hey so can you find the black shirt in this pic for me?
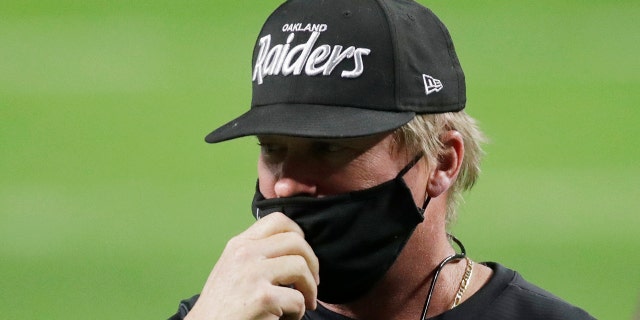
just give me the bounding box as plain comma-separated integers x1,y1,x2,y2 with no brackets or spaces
169,263,595,320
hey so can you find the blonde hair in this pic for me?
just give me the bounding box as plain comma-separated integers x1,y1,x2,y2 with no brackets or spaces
393,111,486,226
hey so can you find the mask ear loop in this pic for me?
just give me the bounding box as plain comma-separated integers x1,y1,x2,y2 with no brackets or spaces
419,234,467,320
397,154,431,217
397,154,424,177
418,196,430,217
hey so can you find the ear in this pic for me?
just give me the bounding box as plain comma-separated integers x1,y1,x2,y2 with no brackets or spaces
426,130,464,198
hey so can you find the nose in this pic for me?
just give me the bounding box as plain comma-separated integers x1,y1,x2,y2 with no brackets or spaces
274,177,317,198
273,159,318,198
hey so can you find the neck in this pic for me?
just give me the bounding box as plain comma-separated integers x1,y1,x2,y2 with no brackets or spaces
320,201,467,320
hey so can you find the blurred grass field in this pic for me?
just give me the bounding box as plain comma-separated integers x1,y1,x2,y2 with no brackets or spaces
1,0,638,319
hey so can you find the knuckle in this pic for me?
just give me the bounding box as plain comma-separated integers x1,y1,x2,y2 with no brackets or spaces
231,244,252,261
292,290,305,312
305,244,319,263
274,213,295,228
284,289,306,317
263,211,285,223
225,235,242,250
225,237,253,261
280,230,304,246
272,212,303,231
255,287,278,309
290,255,308,272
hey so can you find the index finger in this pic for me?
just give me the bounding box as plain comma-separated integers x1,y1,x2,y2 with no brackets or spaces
242,212,304,240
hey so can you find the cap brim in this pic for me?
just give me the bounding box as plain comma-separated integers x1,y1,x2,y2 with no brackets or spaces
205,104,416,143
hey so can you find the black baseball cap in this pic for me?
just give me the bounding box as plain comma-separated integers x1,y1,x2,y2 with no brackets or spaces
205,0,465,143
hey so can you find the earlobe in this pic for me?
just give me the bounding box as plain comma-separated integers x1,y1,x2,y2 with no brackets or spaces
426,131,464,198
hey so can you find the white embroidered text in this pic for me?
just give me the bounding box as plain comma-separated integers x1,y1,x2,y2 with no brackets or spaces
252,32,371,85
282,23,328,33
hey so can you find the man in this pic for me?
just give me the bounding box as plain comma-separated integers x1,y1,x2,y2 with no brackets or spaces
170,0,595,319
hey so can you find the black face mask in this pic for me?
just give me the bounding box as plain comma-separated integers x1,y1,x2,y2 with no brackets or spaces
251,156,428,304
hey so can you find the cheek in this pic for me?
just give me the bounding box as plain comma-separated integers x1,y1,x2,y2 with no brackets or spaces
346,153,397,187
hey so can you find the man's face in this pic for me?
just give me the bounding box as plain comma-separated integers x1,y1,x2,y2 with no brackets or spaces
256,133,427,205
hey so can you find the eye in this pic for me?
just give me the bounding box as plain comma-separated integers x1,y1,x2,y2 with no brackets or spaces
312,141,345,155
257,142,284,155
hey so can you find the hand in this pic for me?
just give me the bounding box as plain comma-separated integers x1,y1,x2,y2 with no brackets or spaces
185,212,320,320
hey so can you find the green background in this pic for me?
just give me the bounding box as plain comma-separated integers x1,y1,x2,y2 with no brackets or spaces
1,0,638,319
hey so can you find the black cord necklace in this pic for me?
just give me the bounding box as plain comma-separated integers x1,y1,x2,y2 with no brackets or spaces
419,234,466,320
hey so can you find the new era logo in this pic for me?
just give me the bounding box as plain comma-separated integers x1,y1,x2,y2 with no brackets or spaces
423,74,443,95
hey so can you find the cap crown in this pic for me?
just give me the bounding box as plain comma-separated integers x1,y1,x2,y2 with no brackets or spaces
251,0,465,113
